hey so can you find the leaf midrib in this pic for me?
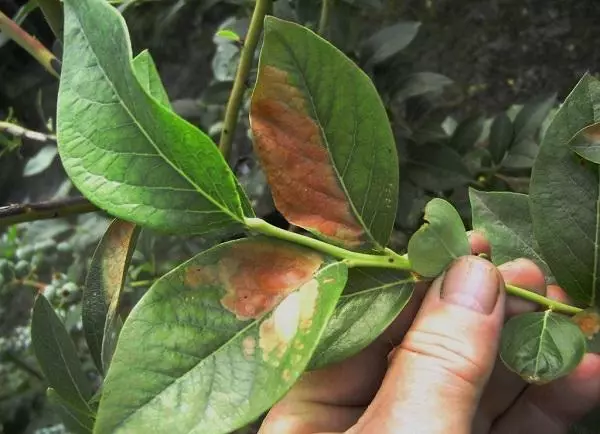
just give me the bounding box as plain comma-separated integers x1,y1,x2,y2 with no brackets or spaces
68,6,240,222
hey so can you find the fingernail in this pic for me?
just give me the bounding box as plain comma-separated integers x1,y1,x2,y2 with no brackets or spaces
440,256,500,314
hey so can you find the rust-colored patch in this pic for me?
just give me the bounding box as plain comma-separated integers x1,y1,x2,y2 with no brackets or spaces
184,265,218,288
242,336,256,360
573,310,600,340
251,65,365,248
219,241,323,320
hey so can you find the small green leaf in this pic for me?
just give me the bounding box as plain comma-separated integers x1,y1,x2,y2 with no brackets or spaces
310,268,414,369
489,113,513,164
407,142,471,192
360,21,420,65
502,138,539,169
31,295,93,413
449,116,484,154
500,311,586,384
469,189,553,281
394,72,454,104
83,219,140,374
569,122,600,164
132,50,170,107
512,94,556,146
94,237,347,434
215,28,241,43
23,145,57,176
47,388,94,434
250,17,398,251
58,0,244,235
572,308,600,353
408,198,470,277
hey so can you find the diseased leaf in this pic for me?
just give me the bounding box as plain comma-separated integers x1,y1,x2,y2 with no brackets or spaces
513,94,556,146
469,189,553,281
407,142,471,192
449,116,484,155
572,308,600,353
569,122,600,164
530,74,600,306
83,219,140,374
489,113,513,164
94,237,347,434
23,145,58,176
500,311,586,384
360,21,420,66
58,0,244,235
250,17,398,251
309,268,414,369
47,388,94,434
31,295,93,413
408,198,470,277
131,50,170,108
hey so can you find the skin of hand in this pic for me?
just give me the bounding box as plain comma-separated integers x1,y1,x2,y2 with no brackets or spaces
259,232,600,434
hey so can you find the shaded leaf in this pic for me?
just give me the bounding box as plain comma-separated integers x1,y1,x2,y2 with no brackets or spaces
569,122,600,164
530,74,600,306
572,308,600,353
408,198,470,277
31,295,93,413
394,72,454,104
395,180,431,229
450,116,484,154
131,50,170,108
407,142,471,192
500,311,586,384
58,0,244,235
502,138,538,169
309,268,414,369
94,237,347,434
469,189,553,281
47,388,94,434
250,17,398,251
83,219,140,374
360,21,420,66
513,94,556,146
23,145,58,177
489,113,513,164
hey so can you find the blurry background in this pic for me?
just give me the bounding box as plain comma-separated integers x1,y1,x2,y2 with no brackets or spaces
0,0,599,432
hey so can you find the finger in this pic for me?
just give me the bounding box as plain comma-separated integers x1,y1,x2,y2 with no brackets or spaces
355,256,505,434
491,354,600,434
475,259,547,432
468,231,491,257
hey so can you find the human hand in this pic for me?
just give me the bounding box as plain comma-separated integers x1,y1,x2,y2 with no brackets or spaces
259,233,600,434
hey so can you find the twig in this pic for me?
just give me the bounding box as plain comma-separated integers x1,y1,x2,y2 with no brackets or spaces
217,0,271,160
317,0,332,36
0,121,56,143
0,197,99,227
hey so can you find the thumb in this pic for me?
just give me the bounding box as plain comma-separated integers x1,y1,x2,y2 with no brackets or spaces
356,256,505,434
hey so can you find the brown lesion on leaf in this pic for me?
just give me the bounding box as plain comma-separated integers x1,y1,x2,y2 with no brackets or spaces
219,241,323,320
242,336,256,360
573,309,600,340
250,65,366,248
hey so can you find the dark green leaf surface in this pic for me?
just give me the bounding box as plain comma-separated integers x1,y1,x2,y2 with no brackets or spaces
530,74,600,306
450,116,484,154
309,268,414,369
250,17,398,251
489,113,513,164
500,311,586,384
94,237,347,434
512,94,556,146
83,219,140,374
407,142,471,192
31,296,93,413
360,21,421,65
408,198,470,277
502,138,539,169
394,72,453,103
569,122,600,164
47,388,94,434
469,189,553,281
58,0,244,235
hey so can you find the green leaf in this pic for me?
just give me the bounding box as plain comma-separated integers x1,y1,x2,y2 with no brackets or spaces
83,219,140,374
407,142,471,192
469,189,553,281
572,308,600,353
309,268,414,369
449,116,484,154
569,122,600,164
489,113,513,164
500,311,586,384
502,138,538,169
31,295,93,413
250,17,398,252
530,74,600,306
394,72,454,104
215,28,241,43
131,50,170,108
408,198,470,277
58,0,244,235
23,145,58,176
47,388,95,434
513,94,556,146
94,237,347,434
360,21,420,66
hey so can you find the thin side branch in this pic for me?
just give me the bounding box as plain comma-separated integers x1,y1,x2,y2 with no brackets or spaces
0,197,99,227
0,121,56,143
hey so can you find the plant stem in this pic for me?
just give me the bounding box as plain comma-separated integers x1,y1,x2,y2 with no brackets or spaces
317,0,332,36
218,0,271,160
505,284,583,315
0,11,60,78
0,197,99,227
36,0,64,41
0,121,56,143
